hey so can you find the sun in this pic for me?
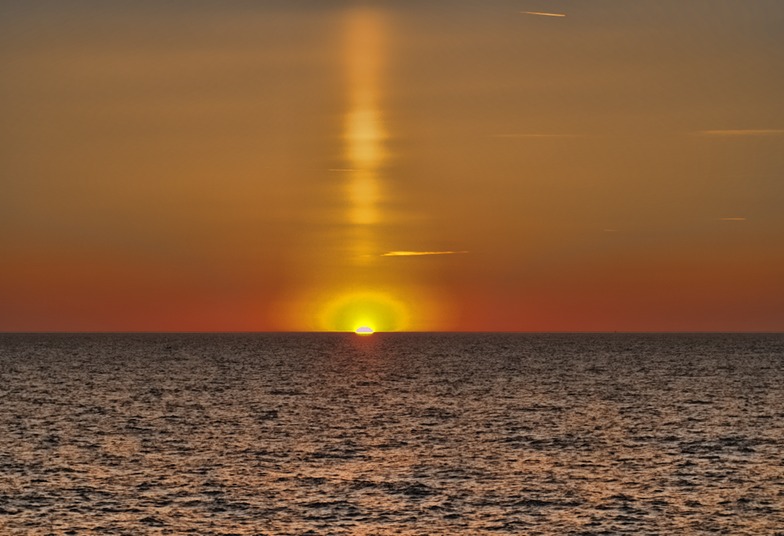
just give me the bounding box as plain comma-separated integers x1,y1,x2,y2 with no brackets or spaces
355,326,375,335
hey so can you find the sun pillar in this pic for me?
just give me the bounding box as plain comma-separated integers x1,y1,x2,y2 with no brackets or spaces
344,8,386,247
305,7,417,333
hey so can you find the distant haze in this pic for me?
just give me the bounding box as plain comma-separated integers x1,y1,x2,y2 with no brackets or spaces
1,0,783,331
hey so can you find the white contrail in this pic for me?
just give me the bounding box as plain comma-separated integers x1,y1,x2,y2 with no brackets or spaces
492,134,581,139
381,251,469,257
521,11,567,18
697,129,784,137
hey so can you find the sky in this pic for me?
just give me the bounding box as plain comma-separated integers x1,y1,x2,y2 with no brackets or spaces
1,0,783,332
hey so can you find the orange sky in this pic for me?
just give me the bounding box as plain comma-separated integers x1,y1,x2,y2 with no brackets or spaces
1,1,783,332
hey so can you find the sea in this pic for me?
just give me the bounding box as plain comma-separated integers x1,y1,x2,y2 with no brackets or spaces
1,333,782,535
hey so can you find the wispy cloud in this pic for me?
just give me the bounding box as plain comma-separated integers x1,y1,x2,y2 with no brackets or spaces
697,129,784,137
492,134,581,139
381,251,468,257
521,11,567,18
719,217,747,221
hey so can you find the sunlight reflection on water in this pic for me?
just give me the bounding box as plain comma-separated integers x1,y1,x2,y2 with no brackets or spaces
1,333,783,534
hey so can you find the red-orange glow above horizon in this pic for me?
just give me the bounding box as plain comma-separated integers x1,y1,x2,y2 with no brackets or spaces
1,1,783,332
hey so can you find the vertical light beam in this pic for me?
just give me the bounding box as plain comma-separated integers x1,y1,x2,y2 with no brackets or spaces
344,8,387,228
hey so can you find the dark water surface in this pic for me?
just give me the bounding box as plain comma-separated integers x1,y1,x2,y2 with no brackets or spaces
1,333,783,535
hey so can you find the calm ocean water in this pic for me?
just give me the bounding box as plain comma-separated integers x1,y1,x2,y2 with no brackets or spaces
1,333,783,535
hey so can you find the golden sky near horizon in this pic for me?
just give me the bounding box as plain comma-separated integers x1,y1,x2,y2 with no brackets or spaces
1,0,783,331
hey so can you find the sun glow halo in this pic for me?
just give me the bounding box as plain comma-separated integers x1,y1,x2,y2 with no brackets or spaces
319,291,408,333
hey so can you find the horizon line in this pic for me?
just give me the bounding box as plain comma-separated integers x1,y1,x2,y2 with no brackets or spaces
1,330,781,335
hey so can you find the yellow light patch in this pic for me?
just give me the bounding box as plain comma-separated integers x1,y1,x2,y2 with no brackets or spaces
319,291,408,332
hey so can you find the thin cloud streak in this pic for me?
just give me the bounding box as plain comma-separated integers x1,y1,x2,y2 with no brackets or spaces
521,11,567,18
381,251,468,257
697,129,784,137
492,134,581,139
